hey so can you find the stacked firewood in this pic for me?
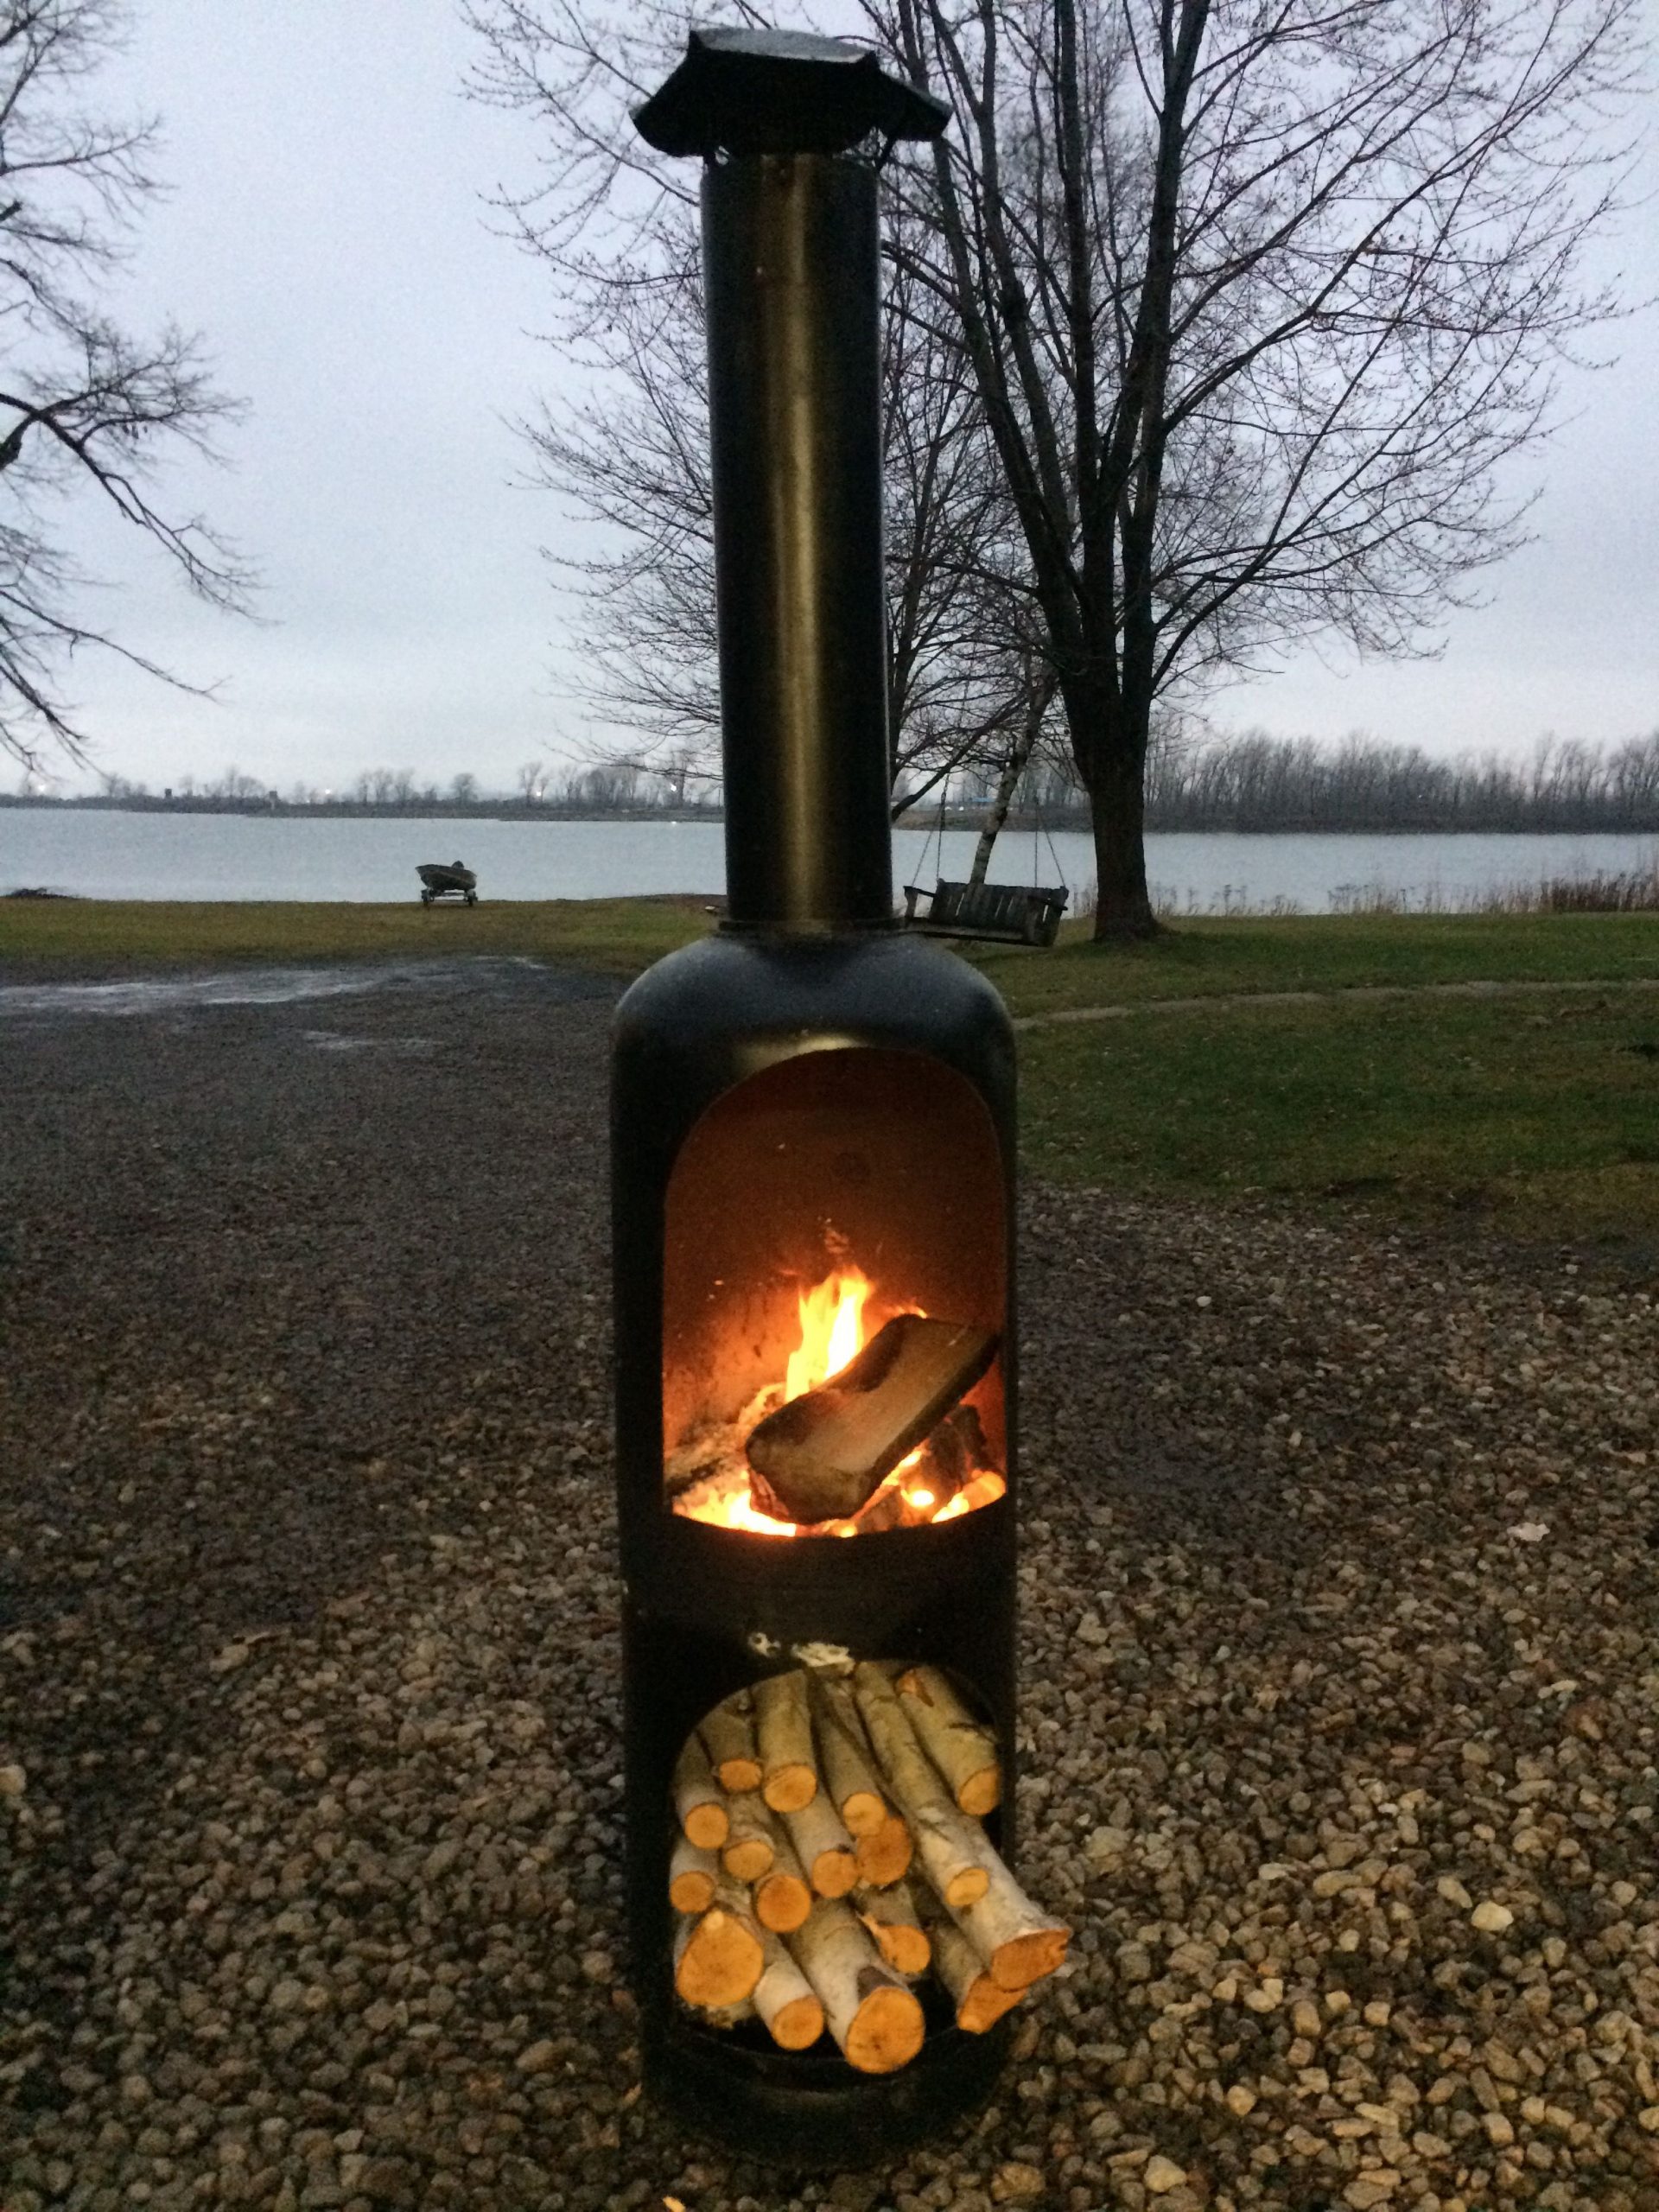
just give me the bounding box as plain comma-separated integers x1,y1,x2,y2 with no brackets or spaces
670,1662,1070,2074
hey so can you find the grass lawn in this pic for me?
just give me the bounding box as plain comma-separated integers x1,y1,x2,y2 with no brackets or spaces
0,894,709,976
968,909,1659,1017
1018,986,1659,1251
6,898,1656,1252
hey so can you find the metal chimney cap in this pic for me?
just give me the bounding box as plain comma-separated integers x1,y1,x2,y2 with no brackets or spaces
632,26,949,159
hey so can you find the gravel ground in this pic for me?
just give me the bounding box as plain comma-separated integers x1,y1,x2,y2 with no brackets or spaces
2,955,1656,2212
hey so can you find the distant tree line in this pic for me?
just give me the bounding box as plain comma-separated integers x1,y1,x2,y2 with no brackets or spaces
8,757,726,813
17,729,1658,836
1143,732,1659,836
906,728,1659,836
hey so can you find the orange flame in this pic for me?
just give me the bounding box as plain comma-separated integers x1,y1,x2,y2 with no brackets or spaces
784,1269,873,1403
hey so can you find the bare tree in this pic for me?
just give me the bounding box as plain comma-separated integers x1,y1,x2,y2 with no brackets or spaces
465,0,1051,828
873,0,1644,931
471,0,1642,937
0,0,251,772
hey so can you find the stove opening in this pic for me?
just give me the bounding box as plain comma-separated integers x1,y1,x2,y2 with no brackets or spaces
662,1048,1007,1538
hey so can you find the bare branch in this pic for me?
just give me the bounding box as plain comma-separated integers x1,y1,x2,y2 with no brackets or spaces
0,0,252,768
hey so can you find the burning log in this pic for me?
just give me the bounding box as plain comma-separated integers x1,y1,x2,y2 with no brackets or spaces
746,1314,999,1523
853,1662,989,1908
782,1789,858,1898
673,1731,730,1853
701,1689,764,1796
673,1872,766,2010
669,1834,719,1915
919,1897,1024,2034
787,1899,926,2074
753,1827,813,1934
719,1790,777,1884
925,1402,986,1495
852,1878,931,1977
812,1674,890,1835
944,1844,1071,1992
894,1663,1001,1817
753,1936,825,2050
754,1668,818,1811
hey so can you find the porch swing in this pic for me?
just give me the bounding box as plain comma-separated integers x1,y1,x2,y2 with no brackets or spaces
900,771,1071,947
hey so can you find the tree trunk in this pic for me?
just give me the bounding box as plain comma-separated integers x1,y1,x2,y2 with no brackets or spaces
1089,733,1159,940
967,746,1023,889
969,664,1053,887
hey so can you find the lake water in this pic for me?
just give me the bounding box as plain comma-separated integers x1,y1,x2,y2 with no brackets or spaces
3,808,1656,912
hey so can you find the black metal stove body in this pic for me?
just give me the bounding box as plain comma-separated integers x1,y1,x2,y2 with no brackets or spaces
612,30,1018,2162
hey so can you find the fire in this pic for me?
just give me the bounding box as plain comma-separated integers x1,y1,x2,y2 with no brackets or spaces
668,1259,1005,1535
785,1268,873,1402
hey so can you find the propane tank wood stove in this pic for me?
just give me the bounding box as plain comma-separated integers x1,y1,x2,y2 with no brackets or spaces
611,29,1064,2164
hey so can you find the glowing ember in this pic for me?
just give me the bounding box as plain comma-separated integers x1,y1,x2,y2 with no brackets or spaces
674,1459,1004,1537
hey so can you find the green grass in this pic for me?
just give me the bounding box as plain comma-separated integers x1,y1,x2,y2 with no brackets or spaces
0,895,709,976
1020,987,1659,1250
6,899,1656,1251
965,910,1659,1018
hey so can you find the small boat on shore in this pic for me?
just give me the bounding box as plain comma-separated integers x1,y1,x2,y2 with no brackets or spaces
416,861,478,906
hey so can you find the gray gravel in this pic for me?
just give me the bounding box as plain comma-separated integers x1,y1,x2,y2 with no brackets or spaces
3,955,1656,2212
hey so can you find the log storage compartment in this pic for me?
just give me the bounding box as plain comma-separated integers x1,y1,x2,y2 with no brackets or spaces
612,29,1067,2162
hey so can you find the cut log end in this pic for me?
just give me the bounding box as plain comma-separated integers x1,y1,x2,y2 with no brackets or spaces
753,1868,812,1935
674,1907,765,2011
767,1993,826,2050
860,1915,931,1978
715,1757,763,1796
853,1810,913,1890
722,1837,774,1883
839,1786,887,1837
682,1802,728,1853
957,1766,1001,1818
810,1846,859,1900
844,1982,926,2074
990,1926,1071,1991
760,1763,817,1815
958,1977,1023,2034
670,1868,716,1915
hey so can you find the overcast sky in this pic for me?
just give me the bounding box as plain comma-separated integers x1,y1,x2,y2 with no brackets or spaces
31,0,1659,797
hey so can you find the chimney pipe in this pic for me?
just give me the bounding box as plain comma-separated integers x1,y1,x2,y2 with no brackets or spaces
635,30,948,932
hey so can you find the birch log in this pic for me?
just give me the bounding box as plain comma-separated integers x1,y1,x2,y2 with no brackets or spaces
754,1669,817,1812
787,1899,925,2073
672,1730,729,1853
669,1834,719,1915
812,1675,890,1835
718,1790,776,1883
853,1662,988,1907
753,1936,826,2050
782,1789,858,1897
925,1905,1024,2033
852,1878,931,1977
673,1873,765,2009
944,1840,1071,1990
753,1826,813,1934
895,1663,1001,1817
700,1690,763,1796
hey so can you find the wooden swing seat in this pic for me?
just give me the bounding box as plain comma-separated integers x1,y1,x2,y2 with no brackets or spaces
902,877,1069,947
